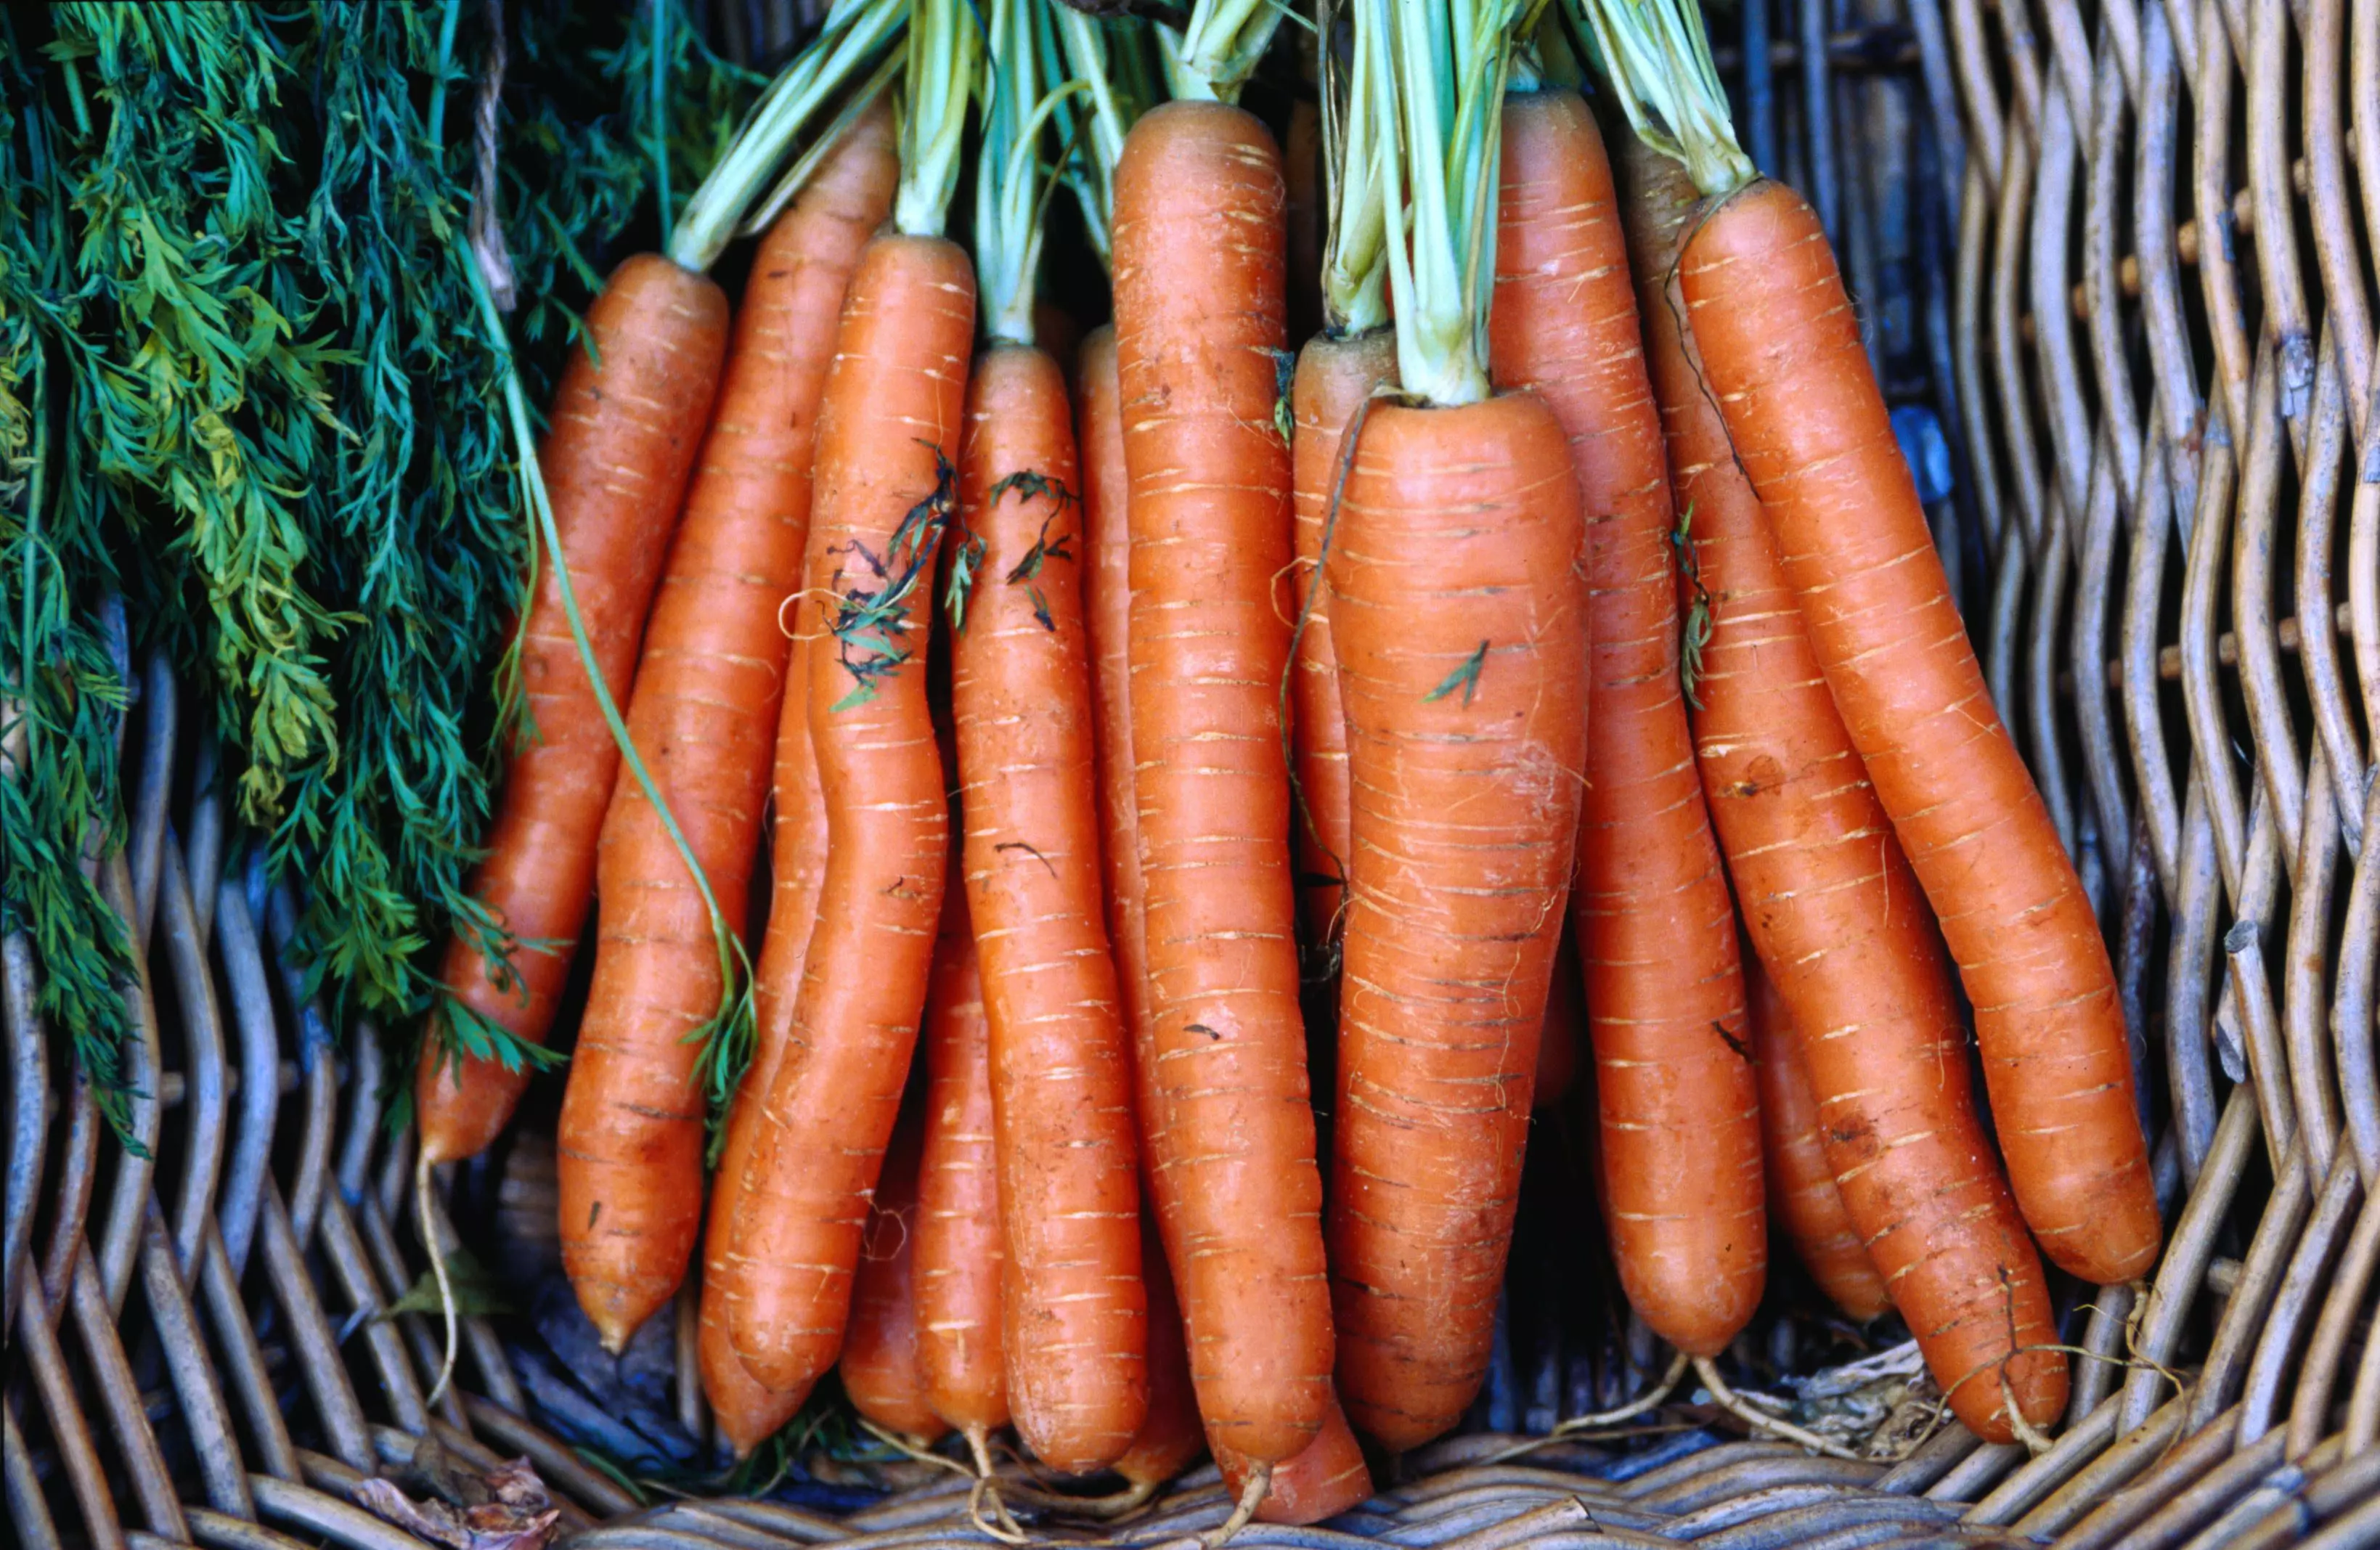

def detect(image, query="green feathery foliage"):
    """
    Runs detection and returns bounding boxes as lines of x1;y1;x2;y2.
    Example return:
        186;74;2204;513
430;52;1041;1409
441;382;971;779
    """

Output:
1;1;757;1142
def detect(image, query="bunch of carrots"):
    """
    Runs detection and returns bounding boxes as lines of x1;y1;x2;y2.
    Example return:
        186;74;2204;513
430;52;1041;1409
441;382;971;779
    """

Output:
410;0;2161;1515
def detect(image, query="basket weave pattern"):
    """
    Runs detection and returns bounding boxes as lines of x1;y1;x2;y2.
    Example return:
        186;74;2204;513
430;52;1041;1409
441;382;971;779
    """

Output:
6;0;2377;1544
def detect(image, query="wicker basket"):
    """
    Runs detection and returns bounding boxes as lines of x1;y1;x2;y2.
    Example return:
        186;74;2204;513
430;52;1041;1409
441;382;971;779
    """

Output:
7;0;2376;1544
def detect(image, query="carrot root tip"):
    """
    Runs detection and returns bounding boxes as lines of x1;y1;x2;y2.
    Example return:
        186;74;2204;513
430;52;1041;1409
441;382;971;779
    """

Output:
416;1146;459;1410
1691;1356;1865;1461
1205;1463;1271;1548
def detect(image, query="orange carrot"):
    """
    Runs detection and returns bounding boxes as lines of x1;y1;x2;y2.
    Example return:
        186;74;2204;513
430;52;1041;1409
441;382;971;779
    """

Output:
841;1114;947;1447
1533;927;1584;1110
1288;332;1398;945
416;256;726;1168
1676;178;2156;1287
1111;99;1333;1466
1324;393;1589;1448
561;102;898;1357
1618;138;2065;1440
1107;1214;1207;1499
698;107;903;1450
1080;328;1211;1505
950;343;1148;1473
1077;327;1152;1093
1213;1393;1374;1526
1486;89;1763;1358
1745;959;1890;1323
722;228;975;1396
910;881;1009;1448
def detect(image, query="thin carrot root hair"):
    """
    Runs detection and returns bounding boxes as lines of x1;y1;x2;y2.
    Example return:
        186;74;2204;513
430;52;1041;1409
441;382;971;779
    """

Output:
1205;1463;1273;1549
1463;1350;1692;1467
994;1476;1163;1522
961;1427;1030;1544
1691;1357;1865;1461
417;1146;457;1409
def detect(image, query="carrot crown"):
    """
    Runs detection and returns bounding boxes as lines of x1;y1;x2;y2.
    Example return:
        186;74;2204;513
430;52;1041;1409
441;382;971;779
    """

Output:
1047;7;1160;273
1358;0;1544;406
896;0;982;238
1317;2;1389;336
668;0;908;273
1565;0;1754;198
974;0;1091;343
1162;0;1294;104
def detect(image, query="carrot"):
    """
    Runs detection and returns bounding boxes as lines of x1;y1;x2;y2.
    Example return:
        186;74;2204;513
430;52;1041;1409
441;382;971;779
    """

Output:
1325;393;1589;1446
415;255;727;1169
1075;330;1220;1510
1289;333;1397;945
1486;87;1763;1359
913;883;1008;1448
417;0;905;1173
947;29;1149;1467
840;1113;946;1447
1213;1392;1374;1526
1745;958;1889;1323
1107;1215;1207;1499
1614;6;2158;1285
561;102;899;1358
1615;135;2064;1441
1316;7;1592;1451
950;340;1148;1473
722;4;982;1394
1078;327;1151;1096
1533;927;1584;1110
698;106;903;1452
1110;97;1334;1468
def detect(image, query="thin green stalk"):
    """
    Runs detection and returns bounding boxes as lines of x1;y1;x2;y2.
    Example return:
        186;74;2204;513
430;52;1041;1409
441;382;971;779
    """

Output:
1165;0;1291;103
976;0;1090;344
1360;0;1539;406
895;0;980;238
1316;0;1388;335
670;0;909;272
651;0;673;248
1562;0;1753;197
1046;7;1156;270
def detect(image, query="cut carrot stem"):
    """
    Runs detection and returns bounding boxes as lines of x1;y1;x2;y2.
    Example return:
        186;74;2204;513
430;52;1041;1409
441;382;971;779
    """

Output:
1487;89;1763;1359
1617;139;2064;1441
416;256;726;1169
1111;98;1334;1466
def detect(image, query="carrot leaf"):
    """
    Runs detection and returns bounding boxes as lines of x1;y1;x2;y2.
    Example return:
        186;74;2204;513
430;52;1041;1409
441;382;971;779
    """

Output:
831;449;958;709
1425;640;1491;707
1670;499;1713;708
993;471;1080;633
1046;6;1160;270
